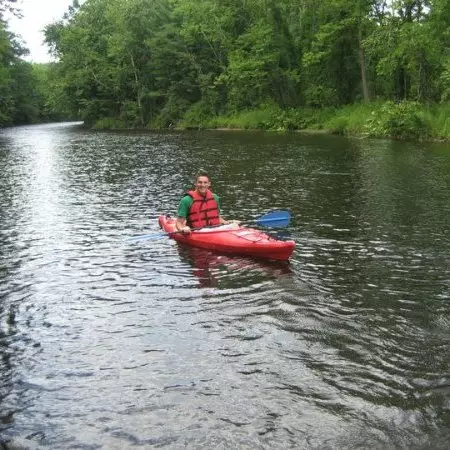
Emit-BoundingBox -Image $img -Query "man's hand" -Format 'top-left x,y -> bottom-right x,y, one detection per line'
180,226 -> 191,234
176,218 -> 191,234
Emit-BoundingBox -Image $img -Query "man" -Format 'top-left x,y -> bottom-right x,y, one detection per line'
176,170 -> 238,234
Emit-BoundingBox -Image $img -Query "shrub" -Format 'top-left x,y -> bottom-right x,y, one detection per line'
365,101 -> 431,140
181,100 -> 217,129
422,102 -> 450,139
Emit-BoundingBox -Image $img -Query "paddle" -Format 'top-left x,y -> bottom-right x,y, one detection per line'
126,210 -> 291,242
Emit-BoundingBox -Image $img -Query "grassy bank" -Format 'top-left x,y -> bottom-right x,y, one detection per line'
93,101 -> 450,141
179,101 -> 450,141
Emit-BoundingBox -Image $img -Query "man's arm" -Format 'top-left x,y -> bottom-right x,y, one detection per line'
176,196 -> 192,233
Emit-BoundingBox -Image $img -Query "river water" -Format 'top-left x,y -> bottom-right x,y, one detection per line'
0,123 -> 449,449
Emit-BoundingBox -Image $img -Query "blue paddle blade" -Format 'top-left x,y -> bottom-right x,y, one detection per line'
255,210 -> 291,228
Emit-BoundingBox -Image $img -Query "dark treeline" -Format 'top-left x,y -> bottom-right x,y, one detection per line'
1,0 -> 450,138
0,0 -> 71,125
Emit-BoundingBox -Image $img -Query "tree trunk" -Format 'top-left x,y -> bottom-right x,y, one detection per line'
359,42 -> 370,102
130,53 -> 144,127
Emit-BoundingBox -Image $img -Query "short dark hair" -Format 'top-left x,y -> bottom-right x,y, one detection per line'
195,170 -> 210,181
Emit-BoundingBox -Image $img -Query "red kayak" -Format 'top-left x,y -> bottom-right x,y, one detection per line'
158,215 -> 295,261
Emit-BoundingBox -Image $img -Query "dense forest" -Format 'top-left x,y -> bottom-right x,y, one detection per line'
1,0 -> 449,139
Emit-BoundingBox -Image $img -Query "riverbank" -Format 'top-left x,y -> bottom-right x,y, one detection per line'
179,101 -> 450,142
92,101 -> 450,142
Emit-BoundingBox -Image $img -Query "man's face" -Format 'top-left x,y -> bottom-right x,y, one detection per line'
195,176 -> 211,195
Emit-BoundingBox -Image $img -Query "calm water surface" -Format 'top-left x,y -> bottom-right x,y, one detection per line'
0,123 -> 449,449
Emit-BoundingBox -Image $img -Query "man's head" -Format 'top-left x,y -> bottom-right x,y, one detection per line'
194,170 -> 211,196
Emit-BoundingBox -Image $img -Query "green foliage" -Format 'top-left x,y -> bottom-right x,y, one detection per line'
301,8 -> 363,106
179,98 -> 217,129
150,94 -> 190,129
209,104 -> 286,131
223,20 -> 280,110
304,85 -> 338,108
365,101 -> 431,140
0,20 -> 50,125
323,101 -> 436,140
440,57 -> 450,102
93,117 -> 128,130
9,60 -> 40,123
205,101 -> 448,140
205,103 -> 332,132
421,103 -> 450,139
324,102 -> 382,135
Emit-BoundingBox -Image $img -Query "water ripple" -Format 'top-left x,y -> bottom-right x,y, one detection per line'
1,125 -> 449,448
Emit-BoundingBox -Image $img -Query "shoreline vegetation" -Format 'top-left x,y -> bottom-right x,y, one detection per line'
93,101 -> 450,142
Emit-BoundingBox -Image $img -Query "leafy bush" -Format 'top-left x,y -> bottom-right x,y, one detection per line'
206,104 -> 285,130
119,101 -> 142,127
180,100 -> 216,129
422,102 -> 450,139
322,103 -> 377,135
365,101 -> 431,140
326,116 -> 349,134
206,105 -> 333,131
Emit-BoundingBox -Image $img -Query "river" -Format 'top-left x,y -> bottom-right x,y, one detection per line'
0,123 -> 449,449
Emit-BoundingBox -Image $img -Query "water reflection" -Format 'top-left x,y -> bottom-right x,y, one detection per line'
175,244 -> 293,289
